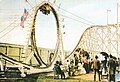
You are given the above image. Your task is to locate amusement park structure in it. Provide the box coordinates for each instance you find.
[0,1,67,77]
[69,24,120,59]
[0,1,120,78]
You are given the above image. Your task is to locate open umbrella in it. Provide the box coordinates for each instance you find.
[100,52,109,57]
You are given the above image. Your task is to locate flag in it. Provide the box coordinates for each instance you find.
[20,8,28,28]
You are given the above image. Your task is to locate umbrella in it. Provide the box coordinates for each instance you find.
[100,52,109,57]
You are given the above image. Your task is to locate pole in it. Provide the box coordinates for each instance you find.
[117,3,119,26]
[107,10,111,54]
[107,10,111,25]
[107,10,108,25]
[116,3,119,57]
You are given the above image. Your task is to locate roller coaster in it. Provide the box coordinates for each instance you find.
[0,1,120,78]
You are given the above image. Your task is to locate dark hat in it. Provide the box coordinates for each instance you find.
[110,54,112,58]
[56,61,59,64]
[95,55,98,59]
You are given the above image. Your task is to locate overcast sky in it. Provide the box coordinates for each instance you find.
[0,0,120,51]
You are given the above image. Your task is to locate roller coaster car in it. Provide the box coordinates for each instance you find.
[39,3,51,15]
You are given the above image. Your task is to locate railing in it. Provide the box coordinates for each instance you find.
[0,43,70,66]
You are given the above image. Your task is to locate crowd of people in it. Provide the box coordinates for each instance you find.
[53,48,120,82]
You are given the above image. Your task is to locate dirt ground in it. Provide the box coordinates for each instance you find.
[70,73,108,82]
[47,71,108,82]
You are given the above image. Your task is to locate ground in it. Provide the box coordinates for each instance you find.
[44,71,108,82]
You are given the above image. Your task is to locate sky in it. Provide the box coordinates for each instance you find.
[0,0,120,51]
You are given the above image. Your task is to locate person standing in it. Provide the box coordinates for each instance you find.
[108,55,116,82]
[74,54,79,67]
[118,58,120,72]
[65,60,70,76]
[92,55,101,81]
[70,59,75,76]
[53,61,65,79]
[101,56,107,74]
[83,57,89,73]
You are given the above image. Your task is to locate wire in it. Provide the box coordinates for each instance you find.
[25,1,91,26]
[0,17,19,34]
[26,0,95,26]
[25,0,33,8]
[0,23,19,39]
[60,14,91,26]
[24,0,92,26]
[0,0,33,39]
[53,3,95,25]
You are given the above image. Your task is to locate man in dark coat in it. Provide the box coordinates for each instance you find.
[53,61,65,79]
[108,55,116,82]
